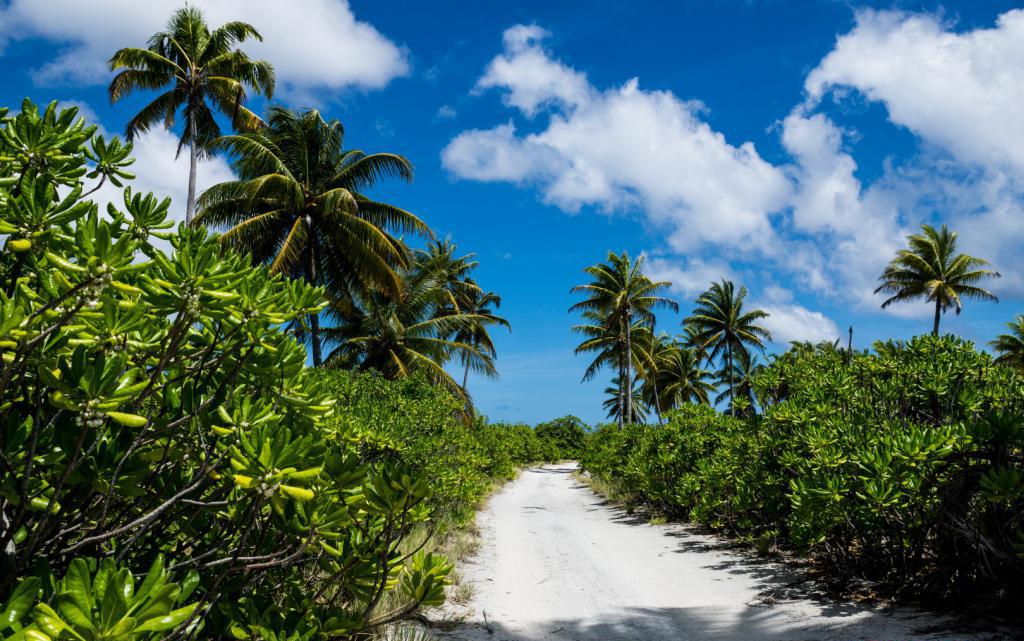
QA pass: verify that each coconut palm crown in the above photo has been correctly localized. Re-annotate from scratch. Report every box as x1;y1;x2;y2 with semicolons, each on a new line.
570;251;676;426
991;314;1024;372
109;6;275;224
875;224;1000;335
195;106;429;366
685;280;771;414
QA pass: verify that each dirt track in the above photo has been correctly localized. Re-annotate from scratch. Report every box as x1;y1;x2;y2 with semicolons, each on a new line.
441;463;1001;641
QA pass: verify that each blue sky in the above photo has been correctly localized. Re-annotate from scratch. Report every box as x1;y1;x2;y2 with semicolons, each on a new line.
1;0;1022;424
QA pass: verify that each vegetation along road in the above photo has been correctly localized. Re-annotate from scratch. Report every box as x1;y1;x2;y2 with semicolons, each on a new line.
443;464;1000;641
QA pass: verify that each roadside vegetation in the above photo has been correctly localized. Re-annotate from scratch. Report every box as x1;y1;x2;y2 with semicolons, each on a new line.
0;3;1021;639
0;6;572;641
570;228;1021;611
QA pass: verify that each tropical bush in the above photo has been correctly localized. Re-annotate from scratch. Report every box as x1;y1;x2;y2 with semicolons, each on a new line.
581;335;1024;601
312;370;577;526
534;416;587;460
0;99;452;641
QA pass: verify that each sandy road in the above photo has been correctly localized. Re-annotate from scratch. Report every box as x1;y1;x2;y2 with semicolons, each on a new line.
441;463;1001;641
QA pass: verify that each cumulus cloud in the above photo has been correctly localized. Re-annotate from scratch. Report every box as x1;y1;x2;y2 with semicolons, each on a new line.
805;9;1024;172
447;14;1024;322
63;101;235;227
760;302;841;345
443;25;791;252
0;0;408;95
644;256;736;299
779;108;909;306
801;8;1024;299
476;24;592;116
755;286;841;345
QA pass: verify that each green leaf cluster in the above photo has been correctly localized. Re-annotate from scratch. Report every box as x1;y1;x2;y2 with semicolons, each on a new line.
0;99;457;640
581;335;1024;600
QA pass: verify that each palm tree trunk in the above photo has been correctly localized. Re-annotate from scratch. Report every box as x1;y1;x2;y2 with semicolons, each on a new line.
932;298;941;336
651;369;664;426
186;118;198;226
727;342;734;416
624;312;633;425
616;347;624;430
306;216;323;367
462;361;470;392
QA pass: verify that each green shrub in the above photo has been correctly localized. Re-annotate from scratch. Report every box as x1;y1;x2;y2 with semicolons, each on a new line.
581;335;1024;600
0;99;449;640
535;415;588;459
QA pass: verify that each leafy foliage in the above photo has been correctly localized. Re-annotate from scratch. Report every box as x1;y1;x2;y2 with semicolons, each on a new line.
0;99;453;641
582;335;1024;601
109;5;275;223
570;251;676;426
875;224;1000;335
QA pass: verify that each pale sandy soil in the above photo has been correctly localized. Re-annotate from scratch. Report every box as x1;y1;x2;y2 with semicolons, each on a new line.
439;463;1007;641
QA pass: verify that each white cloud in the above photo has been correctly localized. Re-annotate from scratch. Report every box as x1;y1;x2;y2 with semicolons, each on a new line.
805;9;1024;172
476;24;592;116
760;301;841;345
800;8;1024;300
442;123;559;183
65;100;235;228
644;256;736;299
779;108;909;307
756;286;841;345
446;16;1023;326
0;0;407;95
444;25;791;251
435;105;457;120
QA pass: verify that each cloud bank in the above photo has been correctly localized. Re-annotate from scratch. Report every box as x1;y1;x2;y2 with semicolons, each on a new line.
0;0;408;96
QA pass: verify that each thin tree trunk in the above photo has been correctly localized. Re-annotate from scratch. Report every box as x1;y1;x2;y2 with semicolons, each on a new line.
932;298;941;336
727;342;734;416
624;311;633;425
651;365;664;426
186;118;198;226
462;361;470;393
306;215;323;367
616;344;624;430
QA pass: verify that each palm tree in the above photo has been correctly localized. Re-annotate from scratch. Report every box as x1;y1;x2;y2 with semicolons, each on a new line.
686;280;771;415
413;240;509;394
991;314;1024;371
641;335;714;412
195;106;429;365
570;252;677;426
875;224;1000;335
323;261;494;405
573;312;655;427
109;6;274;225
451;285;510;392
713;350;761;417
417;238;479;314
603;376;648;425
872;339;906;358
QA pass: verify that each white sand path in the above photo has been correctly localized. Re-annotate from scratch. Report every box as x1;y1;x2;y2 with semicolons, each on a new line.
440;463;1005;641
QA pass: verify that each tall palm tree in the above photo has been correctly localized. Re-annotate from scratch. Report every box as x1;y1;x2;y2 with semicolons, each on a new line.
323;261;494;405
109;6;275;225
875;224;1000;335
991;314;1024;372
641;335;714;412
603;376;648;425
451;285;510;392
417;238;479;314
570;251;677;426
686;280;771;415
713;350;761;417
195;106;429;365
573;312;656;427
